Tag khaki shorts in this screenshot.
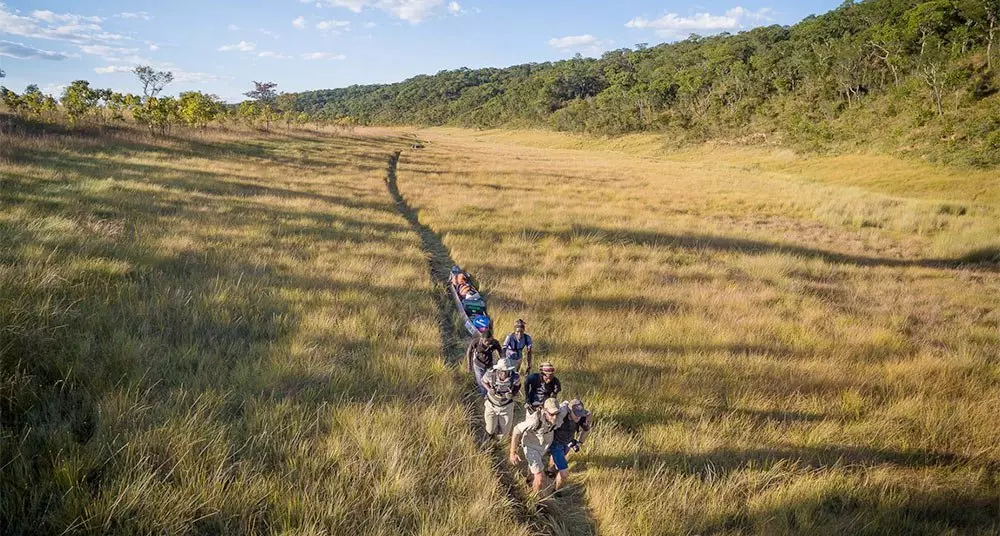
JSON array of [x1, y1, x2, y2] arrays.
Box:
[[522, 445, 547, 474], [484, 400, 514, 437]]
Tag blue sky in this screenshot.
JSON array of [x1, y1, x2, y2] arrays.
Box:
[[1, 0, 842, 102]]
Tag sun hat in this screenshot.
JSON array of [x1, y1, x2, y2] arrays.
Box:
[[543, 398, 560, 415]]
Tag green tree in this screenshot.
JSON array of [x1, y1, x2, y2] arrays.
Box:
[[61, 80, 100, 125], [132, 65, 174, 97], [178, 91, 223, 127], [244, 81, 278, 131], [134, 96, 180, 135]]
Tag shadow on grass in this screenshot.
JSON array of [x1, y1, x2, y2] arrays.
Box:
[[445, 224, 1000, 272], [0, 124, 435, 534]]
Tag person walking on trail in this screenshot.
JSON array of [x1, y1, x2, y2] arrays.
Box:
[[509, 397, 567, 494], [546, 398, 592, 491], [502, 319, 533, 375], [481, 358, 521, 440], [524, 362, 561, 412], [466, 328, 502, 397]]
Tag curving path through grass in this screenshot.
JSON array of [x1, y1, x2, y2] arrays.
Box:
[[384, 150, 597, 535]]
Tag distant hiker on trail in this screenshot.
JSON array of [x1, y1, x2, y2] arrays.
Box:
[[524, 362, 561, 412], [509, 397, 567, 494], [481, 358, 521, 440], [546, 398, 592, 491], [502, 319, 533, 375], [466, 328, 502, 397]]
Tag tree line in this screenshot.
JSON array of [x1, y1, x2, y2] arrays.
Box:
[[290, 0, 1000, 166], [0, 67, 358, 135]]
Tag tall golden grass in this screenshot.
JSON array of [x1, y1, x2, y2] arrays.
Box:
[[393, 127, 1000, 535], [0, 120, 530, 535]]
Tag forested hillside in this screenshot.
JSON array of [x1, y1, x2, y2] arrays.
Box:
[[294, 0, 1000, 166]]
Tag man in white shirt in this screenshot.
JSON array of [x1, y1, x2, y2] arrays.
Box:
[[508, 398, 567, 494]]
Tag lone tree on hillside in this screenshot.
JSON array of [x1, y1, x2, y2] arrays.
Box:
[[244, 81, 278, 131], [133, 65, 174, 98]]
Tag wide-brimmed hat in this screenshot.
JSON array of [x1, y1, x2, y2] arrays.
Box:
[[543, 398, 560, 415]]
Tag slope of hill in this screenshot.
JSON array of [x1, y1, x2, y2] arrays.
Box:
[[294, 0, 1000, 167]]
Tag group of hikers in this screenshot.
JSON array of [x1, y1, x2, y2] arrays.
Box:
[[465, 317, 592, 494]]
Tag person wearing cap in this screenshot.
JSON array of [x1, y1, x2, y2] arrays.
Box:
[[524, 362, 561, 412], [509, 397, 567, 493], [546, 399, 592, 490], [466, 328, 502, 397], [502, 319, 533, 375], [481, 358, 522, 439]]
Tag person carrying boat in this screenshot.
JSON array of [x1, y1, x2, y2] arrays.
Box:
[[466, 328, 502, 397], [509, 397, 567, 494], [524, 362, 561, 412], [481, 358, 521, 440], [545, 398, 592, 491], [449, 265, 475, 299], [502, 319, 533, 375]]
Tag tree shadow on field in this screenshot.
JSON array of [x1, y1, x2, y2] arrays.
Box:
[[0, 125, 436, 534], [698, 470, 1000, 535], [445, 225, 999, 272]]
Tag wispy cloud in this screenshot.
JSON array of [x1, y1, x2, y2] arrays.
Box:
[[116, 12, 151, 20], [94, 64, 132, 74], [301, 51, 346, 60], [0, 4, 125, 44], [547, 34, 613, 56], [218, 40, 255, 52], [316, 19, 350, 30], [314, 0, 452, 23], [292, 16, 306, 29], [258, 51, 292, 59], [0, 39, 68, 60], [228, 23, 240, 31], [259, 28, 279, 38], [625, 7, 774, 39]]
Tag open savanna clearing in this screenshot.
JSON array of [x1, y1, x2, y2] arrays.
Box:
[[2, 122, 999, 535], [395, 128, 1000, 535], [0, 124, 530, 535]]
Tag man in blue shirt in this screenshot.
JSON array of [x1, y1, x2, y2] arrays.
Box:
[[502, 319, 533, 375], [524, 362, 560, 413]]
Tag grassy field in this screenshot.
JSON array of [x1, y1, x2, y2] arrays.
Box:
[[0, 121, 530, 535], [394, 128, 1000, 535], [3, 119, 999, 535]]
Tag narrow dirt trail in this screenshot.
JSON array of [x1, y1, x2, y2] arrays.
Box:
[[384, 151, 596, 535]]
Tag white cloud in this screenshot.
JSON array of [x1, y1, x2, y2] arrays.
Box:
[[363, 21, 377, 28], [94, 65, 132, 74], [625, 6, 775, 39], [0, 39, 68, 60], [314, 0, 452, 23], [78, 44, 139, 59], [292, 16, 306, 29], [447, 1, 462, 14], [217, 40, 255, 52], [228, 23, 240, 31], [0, 4, 125, 44], [316, 19, 350, 30], [31, 10, 102, 24], [259, 28, 279, 38], [547, 34, 613, 56], [301, 51, 346, 60], [148, 43, 159, 51], [548, 34, 598, 49], [116, 12, 151, 20], [258, 51, 292, 59]]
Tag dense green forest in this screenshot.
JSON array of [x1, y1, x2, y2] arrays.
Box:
[[294, 0, 1000, 166]]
